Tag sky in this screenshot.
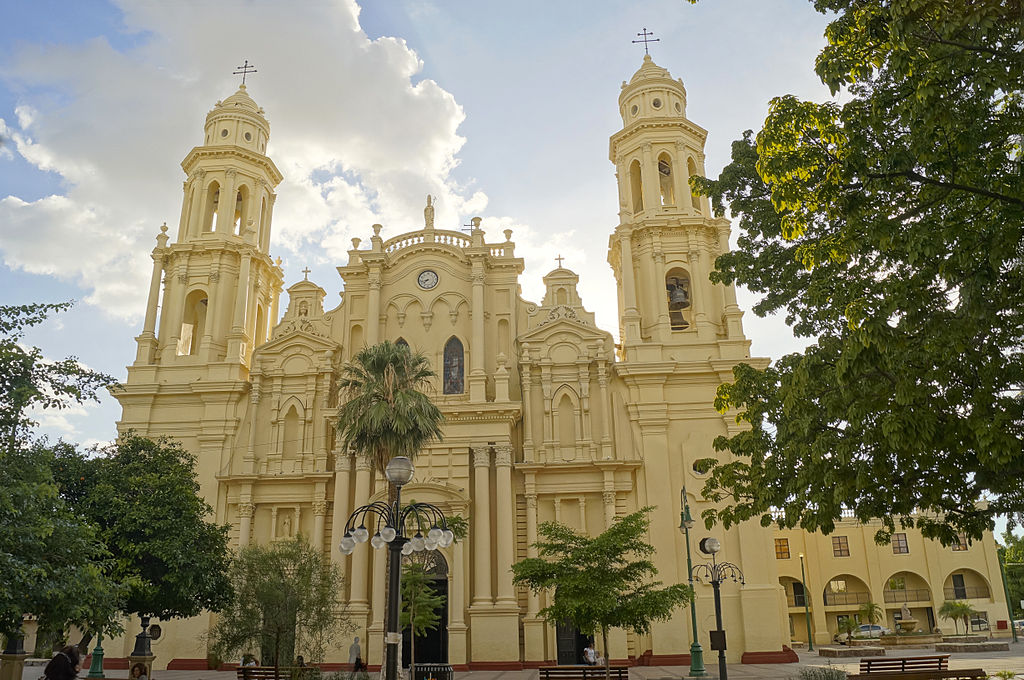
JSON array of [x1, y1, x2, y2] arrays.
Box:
[[0, 0, 834, 447]]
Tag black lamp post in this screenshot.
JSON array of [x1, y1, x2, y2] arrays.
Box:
[[798, 553, 814, 651], [691, 537, 744, 680], [338, 456, 455, 680], [678, 489, 706, 677]]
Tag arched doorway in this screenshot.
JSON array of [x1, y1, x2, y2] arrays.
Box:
[[402, 551, 449, 666], [556, 623, 590, 665]]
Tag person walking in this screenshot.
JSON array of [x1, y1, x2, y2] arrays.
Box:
[[43, 646, 81, 680]]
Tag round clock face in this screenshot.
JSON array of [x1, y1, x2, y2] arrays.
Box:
[[417, 270, 439, 289]]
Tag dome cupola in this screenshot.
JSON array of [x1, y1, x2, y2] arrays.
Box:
[[203, 84, 271, 154], [618, 54, 687, 125]]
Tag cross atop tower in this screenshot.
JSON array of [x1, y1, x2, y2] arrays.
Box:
[[555, 254, 565, 268], [301, 266, 311, 281], [233, 60, 258, 85], [632, 28, 659, 55]]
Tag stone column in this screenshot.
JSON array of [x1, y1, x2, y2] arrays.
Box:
[[349, 456, 373, 607], [675, 141, 692, 214], [229, 251, 252, 361], [494, 445, 516, 606], [618, 227, 641, 342], [597, 362, 613, 459], [187, 171, 206, 237], [366, 270, 381, 345], [469, 265, 487, 401], [313, 500, 328, 550], [135, 234, 167, 364], [578, 495, 588, 533], [603, 490, 617, 528], [330, 450, 352, 571], [217, 168, 237, 234], [238, 502, 255, 548], [521, 364, 536, 461], [640, 143, 658, 214], [525, 493, 540, 616], [200, 263, 223, 362], [471, 444, 493, 605], [160, 269, 188, 362]]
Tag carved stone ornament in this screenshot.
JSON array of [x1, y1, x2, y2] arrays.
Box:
[[494, 446, 513, 467], [538, 304, 585, 327], [238, 502, 256, 518], [177, 273, 188, 284], [472, 446, 491, 468], [603, 491, 616, 507], [272, 317, 325, 339], [312, 500, 329, 517], [355, 456, 373, 472], [525, 494, 538, 510], [209, 270, 221, 283]]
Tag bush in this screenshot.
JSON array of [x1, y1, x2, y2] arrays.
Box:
[[798, 666, 848, 680]]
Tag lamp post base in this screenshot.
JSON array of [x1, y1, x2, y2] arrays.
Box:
[[86, 635, 105, 679], [688, 641, 707, 677]]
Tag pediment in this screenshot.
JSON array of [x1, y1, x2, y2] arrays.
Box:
[[254, 328, 339, 357]]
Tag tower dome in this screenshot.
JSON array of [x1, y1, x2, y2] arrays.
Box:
[[203, 84, 271, 154], [618, 54, 687, 125]]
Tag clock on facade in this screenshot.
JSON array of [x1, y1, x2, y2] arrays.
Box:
[[417, 270, 439, 289]]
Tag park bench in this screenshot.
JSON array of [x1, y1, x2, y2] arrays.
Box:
[[539, 665, 629, 680], [847, 655, 985, 680], [236, 666, 314, 680]]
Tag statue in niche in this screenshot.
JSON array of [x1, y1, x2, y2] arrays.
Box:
[[282, 513, 294, 537], [298, 301, 309, 317]]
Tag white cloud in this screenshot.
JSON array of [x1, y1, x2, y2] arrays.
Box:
[[0, 0, 492, 321]]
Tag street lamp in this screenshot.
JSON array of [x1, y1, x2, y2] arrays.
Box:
[[678, 489, 706, 677], [338, 456, 455, 680], [692, 537, 744, 680], [996, 551, 1020, 643], [798, 553, 814, 651]]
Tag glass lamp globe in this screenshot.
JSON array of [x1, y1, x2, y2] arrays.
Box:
[[440, 529, 455, 547], [424, 537, 438, 551], [381, 526, 397, 542], [401, 541, 414, 556], [699, 537, 722, 555], [370, 533, 385, 550], [384, 456, 415, 486], [411, 533, 425, 551], [428, 526, 443, 541], [353, 526, 370, 543], [339, 535, 356, 553]]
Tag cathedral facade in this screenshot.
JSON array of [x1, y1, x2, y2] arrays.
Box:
[[112, 57, 1011, 670]]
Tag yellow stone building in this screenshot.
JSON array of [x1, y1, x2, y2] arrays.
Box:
[[109, 57, 1012, 670]]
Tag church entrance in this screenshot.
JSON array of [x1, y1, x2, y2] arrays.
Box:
[[556, 622, 590, 665], [402, 552, 449, 666]]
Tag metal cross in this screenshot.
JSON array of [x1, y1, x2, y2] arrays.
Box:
[[233, 60, 258, 85], [301, 266, 311, 281], [632, 28, 659, 55], [555, 254, 565, 268]]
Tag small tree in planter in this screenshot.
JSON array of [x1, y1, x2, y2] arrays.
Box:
[[858, 601, 883, 636], [938, 600, 977, 636]]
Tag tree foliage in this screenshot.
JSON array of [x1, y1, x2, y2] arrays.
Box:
[[858, 601, 883, 630], [334, 341, 444, 478], [689, 0, 1024, 544], [399, 561, 445, 678], [512, 508, 691, 679], [937, 600, 977, 636], [999, 531, 1024, 620], [53, 434, 233, 620], [210, 536, 351, 670], [0, 302, 122, 639]]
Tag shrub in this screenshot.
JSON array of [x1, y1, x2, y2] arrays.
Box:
[[798, 666, 848, 680]]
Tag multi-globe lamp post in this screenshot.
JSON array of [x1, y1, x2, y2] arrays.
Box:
[[691, 537, 744, 680], [337, 456, 455, 680], [677, 489, 706, 677]]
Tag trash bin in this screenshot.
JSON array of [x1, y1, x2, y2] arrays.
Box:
[[411, 663, 453, 680]]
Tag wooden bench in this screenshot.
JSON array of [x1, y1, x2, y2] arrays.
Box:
[[237, 666, 313, 680], [847, 656, 985, 680], [539, 666, 629, 680]]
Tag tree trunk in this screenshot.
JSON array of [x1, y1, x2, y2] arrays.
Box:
[[601, 626, 610, 680]]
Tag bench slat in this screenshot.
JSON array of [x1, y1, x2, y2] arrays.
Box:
[[848, 670, 986, 680]]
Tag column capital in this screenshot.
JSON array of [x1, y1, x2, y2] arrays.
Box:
[[355, 455, 374, 472], [312, 500, 329, 517], [238, 502, 256, 518], [494, 445, 513, 467], [603, 491, 616, 507], [525, 493, 537, 509], [333, 448, 352, 470], [472, 445, 491, 468]]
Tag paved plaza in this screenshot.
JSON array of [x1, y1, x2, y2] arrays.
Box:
[[71, 644, 1024, 680]]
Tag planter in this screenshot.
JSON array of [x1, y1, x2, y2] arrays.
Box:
[[940, 635, 986, 643], [819, 646, 885, 658], [879, 634, 942, 646], [934, 642, 1009, 653], [850, 638, 885, 647]]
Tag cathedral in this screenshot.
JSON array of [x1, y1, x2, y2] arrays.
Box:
[[110, 56, 1011, 670]]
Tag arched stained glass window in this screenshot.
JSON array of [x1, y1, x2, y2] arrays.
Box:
[[395, 337, 409, 350], [443, 336, 464, 394]]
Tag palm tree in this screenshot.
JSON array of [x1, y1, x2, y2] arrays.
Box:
[[335, 340, 444, 478], [938, 600, 976, 636], [858, 601, 884, 636]]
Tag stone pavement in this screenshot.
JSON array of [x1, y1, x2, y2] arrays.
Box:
[[75, 642, 1024, 680]]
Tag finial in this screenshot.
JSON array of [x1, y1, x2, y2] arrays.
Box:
[[275, 256, 282, 267], [351, 237, 361, 249], [159, 222, 168, 233], [302, 266, 311, 281], [555, 254, 565, 268], [471, 216, 482, 230], [632, 28, 659, 56], [424, 194, 435, 230], [503, 228, 513, 242], [372, 224, 382, 236], [233, 60, 257, 86]]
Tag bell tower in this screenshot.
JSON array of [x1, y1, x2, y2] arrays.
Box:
[[133, 84, 284, 371], [607, 55, 747, 361]]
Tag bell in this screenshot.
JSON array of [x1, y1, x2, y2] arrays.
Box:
[[669, 287, 690, 309]]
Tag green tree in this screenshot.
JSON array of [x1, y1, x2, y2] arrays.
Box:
[[0, 302, 122, 644], [837, 616, 859, 643], [999, 531, 1024, 620], [334, 340, 444, 478], [688, 0, 1024, 544], [210, 536, 351, 672], [512, 508, 691, 680], [938, 600, 977, 636], [53, 434, 233, 630], [857, 601, 883, 635], [399, 561, 445, 679]]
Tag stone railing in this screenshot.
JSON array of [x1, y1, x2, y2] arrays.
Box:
[[382, 230, 471, 254]]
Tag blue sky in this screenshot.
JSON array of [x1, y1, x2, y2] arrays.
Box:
[[0, 0, 833, 445]]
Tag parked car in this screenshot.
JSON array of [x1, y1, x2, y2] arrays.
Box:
[[1014, 619, 1024, 632], [969, 616, 989, 631], [834, 624, 894, 643]]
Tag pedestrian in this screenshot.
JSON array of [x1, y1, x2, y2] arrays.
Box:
[[583, 642, 597, 666], [130, 663, 149, 680], [43, 646, 81, 680]]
